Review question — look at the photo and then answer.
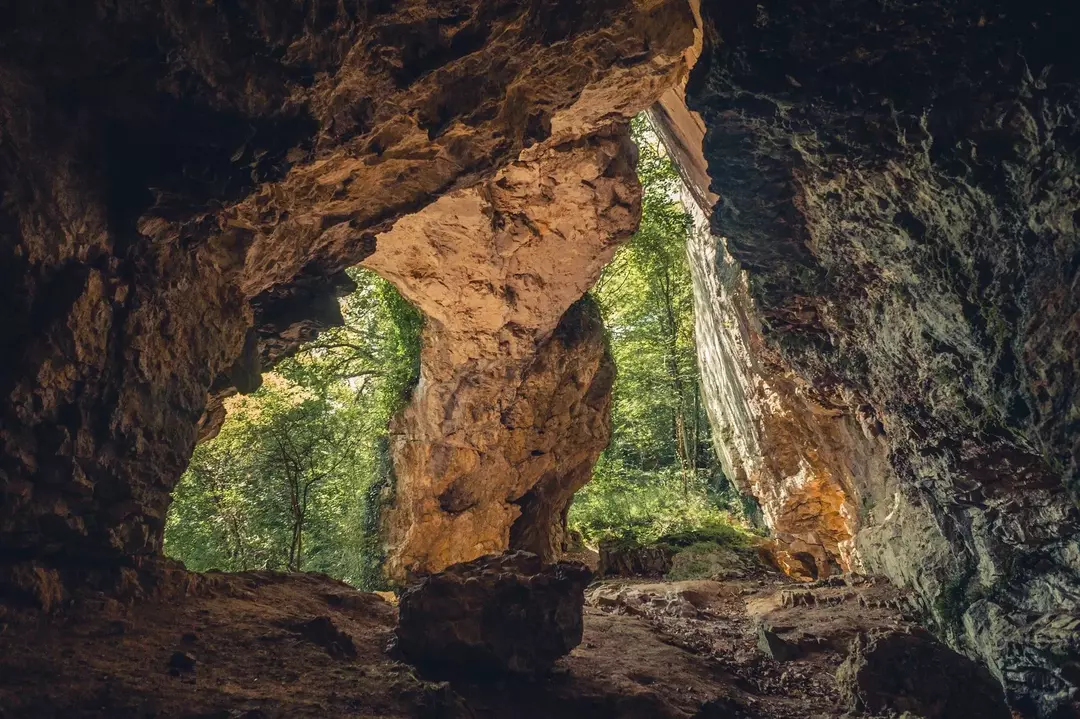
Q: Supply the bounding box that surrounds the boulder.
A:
[598,540,676,578]
[756,623,801,662]
[836,629,1010,719]
[395,552,592,677]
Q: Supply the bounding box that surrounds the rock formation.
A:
[663,0,1080,714]
[648,86,878,584]
[395,551,592,676]
[836,628,1011,719]
[0,0,695,596]
[360,5,700,580]
[365,133,636,579]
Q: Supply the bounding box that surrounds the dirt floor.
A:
[0,562,920,719]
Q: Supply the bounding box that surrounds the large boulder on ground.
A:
[395,551,592,677]
[836,628,1010,719]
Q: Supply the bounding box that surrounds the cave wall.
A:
[684,0,1080,713]
[0,0,694,601]
[354,3,699,581]
[649,92,886,581]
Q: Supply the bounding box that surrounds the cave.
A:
[1,0,1077,717]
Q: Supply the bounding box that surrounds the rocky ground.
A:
[0,555,1009,719]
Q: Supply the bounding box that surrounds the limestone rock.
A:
[836,629,1010,719]
[0,0,694,580]
[380,230,619,581]
[650,92,866,584]
[756,623,800,662]
[395,551,592,676]
[674,1,1080,712]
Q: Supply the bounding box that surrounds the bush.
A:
[568,460,751,547]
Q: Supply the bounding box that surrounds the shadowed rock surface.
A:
[0,559,965,719]
[837,628,1011,719]
[395,551,592,677]
[0,0,693,588]
[662,1,1080,714]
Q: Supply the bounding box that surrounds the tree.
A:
[164,268,422,588]
[570,115,738,544]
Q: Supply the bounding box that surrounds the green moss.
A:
[665,540,758,581]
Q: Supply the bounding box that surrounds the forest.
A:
[163,117,747,588]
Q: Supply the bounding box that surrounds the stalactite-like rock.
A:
[684,0,1080,714]
[0,0,694,592]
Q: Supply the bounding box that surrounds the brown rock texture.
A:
[382,295,615,579]
[366,132,638,578]
[0,0,694,583]
[364,2,698,579]
[395,551,592,676]
[681,0,1080,714]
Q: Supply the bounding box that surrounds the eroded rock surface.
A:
[395,551,592,676]
[0,0,694,588]
[678,0,1080,714]
[371,136,632,577]
[650,91,875,583]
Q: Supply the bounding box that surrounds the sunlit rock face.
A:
[367,134,634,579]
[0,0,694,595]
[360,6,699,580]
[684,0,1080,714]
[649,93,880,583]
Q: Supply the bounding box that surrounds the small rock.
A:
[597,540,675,577]
[673,601,699,619]
[284,616,356,659]
[168,650,196,673]
[756,623,800,662]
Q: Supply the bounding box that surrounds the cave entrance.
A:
[162,114,756,592]
[564,115,757,577]
[164,269,422,590]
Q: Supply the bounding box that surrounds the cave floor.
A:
[0,567,915,718]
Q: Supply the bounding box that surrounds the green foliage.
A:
[665,541,755,581]
[569,115,746,547]
[164,269,422,589]
[570,460,739,546]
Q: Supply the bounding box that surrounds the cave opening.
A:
[567,114,760,575]
[161,113,757,593]
[164,268,422,590]
[2,0,1078,716]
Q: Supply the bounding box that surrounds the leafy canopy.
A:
[164,268,422,589]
